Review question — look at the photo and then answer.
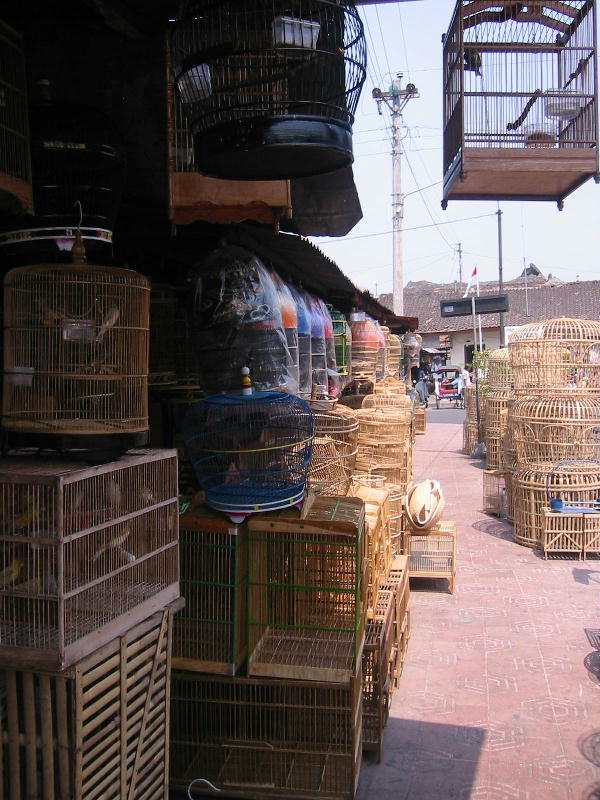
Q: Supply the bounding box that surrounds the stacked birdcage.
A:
[462,385,479,454]
[308,407,358,496]
[349,313,379,383]
[349,479,391,608]
[354,407,412,489]
[484,349,513,470]
[386,334,402,378]
[508,318,600,549]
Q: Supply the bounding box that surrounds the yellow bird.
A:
[91,527,131,563]
[14,508,36,529]
[0,559,23,588]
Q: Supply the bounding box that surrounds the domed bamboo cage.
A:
[171,0,367,181]
[487,348,512,390]
[307,435,356,495]
[485,389,512,469]
[511,396,600,468]
[355,407,412,445]
[386,334,402,378]
[512,463,600,548]
[2,238,150,458]
[349,315,379,382]
[373,375,406,395]
[313,406,358,449]
[362,392,412,410]
[375,325,388,381]
[508,318,600,395]
[355,408,412,488]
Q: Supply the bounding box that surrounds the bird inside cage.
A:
[464,47,482,76]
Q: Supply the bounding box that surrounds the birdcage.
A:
[290,286,313,397]
[487,348,512,390]
[511,396,600,468]
[373,375,406,395]
[384,335,399,379]
[246,496,365,683]
[173,506,247,675]
[512,463,600,548]
[404,530,456,593]
[2,250,150,459]
[310,407,359,493]
[375,324,388,381]
[171,0,367,181]
[170,670,362,799]
[362,587,394,761]
[414,406,426,434]
[330,309,352,378]
[0,449,179,670]
[483,469,505,516]
[385,484,406,555]
[508,317,600,394]
[0,602,178,799]
[0,22,32,216]
[348,483,391,606]
[184,391,313,521]
[349,314,379,383]
[542,507,600,559]
[362,393,412,410]
[442,0,598,207]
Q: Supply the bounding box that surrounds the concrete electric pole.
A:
[372,74,419,316]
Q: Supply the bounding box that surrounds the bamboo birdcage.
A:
[373,375,406,395]
[483,469,505,515]
[171,0,367,181]
[173,506,247,676]
[362,393,412,410]
[442,0,599,207]
[2,246,150,458]
[511,395,600,468]
[308,407,358,495]
[362,587,394,761]
[512,463,600,548]
[247,497,366,683]
[487,348,512,390]
[170,670,362,800]
[542,507,600,559]
[508,317,600,395]
[0,449,180,670]
[386,334,402,378]
[0,603,178,800]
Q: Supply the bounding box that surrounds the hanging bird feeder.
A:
[170,0,367,180]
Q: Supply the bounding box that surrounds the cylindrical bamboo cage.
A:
[373,375,406,395]
[511,396,600,468]
[509,317,600,396]
[349,315,378,383]
[2,247,150,456]
[354,407,412,488]
[487,347,512,391]
[485,389,513,470]
[512,464,600,548]
[386,334,402,378]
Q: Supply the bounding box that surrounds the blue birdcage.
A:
[184,391,314,521]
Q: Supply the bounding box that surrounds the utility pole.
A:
[497,209,505,346]
[457,242,463,284]
[372,74,419,317]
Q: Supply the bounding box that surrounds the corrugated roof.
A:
[380,279,599,334]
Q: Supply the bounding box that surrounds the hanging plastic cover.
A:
[288,285,312,398]
[304,292,327,397]
[270,272,300,395]
[316,297,340,398]
[189,246,298,395]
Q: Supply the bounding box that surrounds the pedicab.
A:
[433,366,463,409]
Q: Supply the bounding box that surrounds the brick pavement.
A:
[357,418,600,800]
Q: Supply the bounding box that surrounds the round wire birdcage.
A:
[2,249,150,456]
[508,317,600,395]
[184,391,314,520]
[171,0,367,180]
[511,396,600,468]
[487,348,512,390]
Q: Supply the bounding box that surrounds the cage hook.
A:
[74,200,83,229]
[187,777,222,797]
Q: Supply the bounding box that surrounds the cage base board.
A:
[2,428,149,462]
[171,656,242,676]
[248,628,359,684]
[444,148,598,204]
[0,583,180,671]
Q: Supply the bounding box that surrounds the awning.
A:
[422,347,443,354]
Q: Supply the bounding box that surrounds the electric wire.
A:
[316,212,497,244]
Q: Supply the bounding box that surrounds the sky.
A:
[309,0,600,296]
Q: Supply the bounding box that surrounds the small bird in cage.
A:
[96,305,120,342]
[0,558,24,588]
[91,526,133,563]
[463,47,482,76]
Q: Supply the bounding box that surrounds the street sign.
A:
[440,294,509,318]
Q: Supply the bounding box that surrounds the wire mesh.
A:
[184,391,313,515]
[0,449,179,669]
[170,670,362,799]
[0,21,31,210]
[508,317,600,394]
[2,263,150,437]
[247,498,365,683]
[174,507,247,675]
[0,604,174,798]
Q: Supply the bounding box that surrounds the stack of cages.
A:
[403,519,457,594]
[354,405,413,494]
[482,348,513,513]
[349,312,378,387]
[508,318,600,550]
[386,333,402,379]
[171,494,366,798]
[348,478,392,611]
[462,385,479,455]
[308,407,359,496]
[331,308,353,388]
[0,450,181,796]
[374,324,387,382]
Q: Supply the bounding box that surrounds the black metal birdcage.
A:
[171,0,367,180]
[442,0,599,207]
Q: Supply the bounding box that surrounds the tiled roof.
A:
[379,278,600,334]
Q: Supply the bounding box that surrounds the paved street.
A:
[358,419,600,800]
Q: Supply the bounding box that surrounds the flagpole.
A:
[471,293,481,435]
[476,267,483,351]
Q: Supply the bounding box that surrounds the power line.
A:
[402,151,455,251]
[315,212,497,243]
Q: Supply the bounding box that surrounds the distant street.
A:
[425,406,466,424]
